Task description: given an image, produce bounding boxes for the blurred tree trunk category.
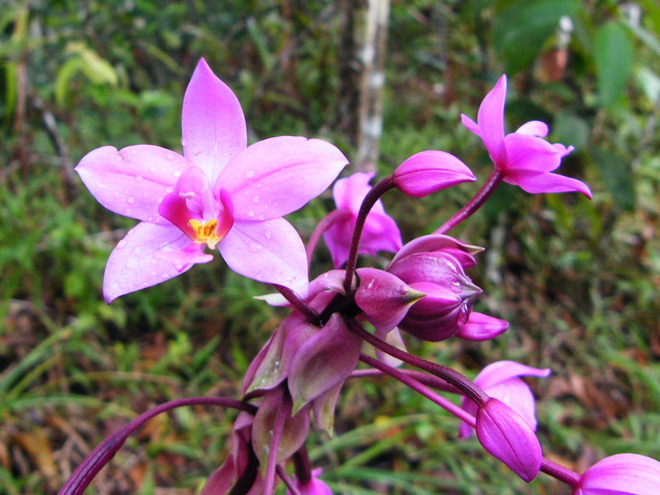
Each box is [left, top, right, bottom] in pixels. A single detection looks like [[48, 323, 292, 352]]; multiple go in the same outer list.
[[336, 0, 390, 174]]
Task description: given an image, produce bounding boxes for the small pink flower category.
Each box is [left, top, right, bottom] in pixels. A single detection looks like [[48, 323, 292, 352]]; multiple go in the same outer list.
[[323, 172, 402, 268], [288, 469, 333, 495], [573, 453, 660, 495], [462, 75, 592, 198], [460, 360, 550, 438], [76, 58, 347, 301]]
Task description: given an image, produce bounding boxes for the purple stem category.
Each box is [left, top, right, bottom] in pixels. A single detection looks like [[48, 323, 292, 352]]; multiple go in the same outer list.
[[343, 176, 396, 293], [277, 464, 301, 495], [306, 209, 351, 268], [360, 354, 476, 426], [263, 392, 291, 495], [435, 169, 504, 234], [346, 319, 489, 405], [541, 458, 581, 487], [350, 368, 461, 394], [59, 397, 256, 495], [273, 284, 320, 323], [293, 446, 313, 485]]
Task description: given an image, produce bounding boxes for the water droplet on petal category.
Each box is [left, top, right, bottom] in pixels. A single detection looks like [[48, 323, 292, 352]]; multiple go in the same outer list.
[[150, 167, 156, 173], [248, 242, 263, 253], [258, 214, 265, 221], [247, 210, 255, 218], [256, 182, 262, 189], [127, 258, 138, 268], [264, 230, 272, 239], [181, 138, 187, 147], [173, 170, 181, 178], [135, 175, 143, 182], [117, 240, 127, 249], [246, 170, 255, 178], [252, 195, 260, 203], [125, 208, 133, 215], [166, 152, 175, 160], [134, 247, 142, 255], [166, 187, 174, 193], [127, 197, 135, 204]]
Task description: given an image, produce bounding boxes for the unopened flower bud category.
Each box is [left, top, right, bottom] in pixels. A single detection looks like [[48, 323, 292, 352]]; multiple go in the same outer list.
[[393, 150, 476, 198]]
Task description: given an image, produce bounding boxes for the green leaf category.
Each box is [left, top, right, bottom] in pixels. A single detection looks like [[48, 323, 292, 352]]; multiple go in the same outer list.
[[493, 0, 581, 75], [594, 21, 634, 107], [590, 147, 635, 211], [553, 111, 590, 150]]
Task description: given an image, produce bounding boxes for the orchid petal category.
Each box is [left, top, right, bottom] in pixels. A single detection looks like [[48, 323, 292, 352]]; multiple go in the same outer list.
[[485, 378, 540, 431], [457, 311, 509, 341], [575, 454, 660, 495], [477, 75, 508, 167], [516, 120, 549, 137], [506, 169, 593, 198], [393, 150, 477, 198], [323, 216, 354, 268], [360, 211, 403, 254], [219, 218, 308, 295], [390, 234, 483, 267], [505, 133, 562, 173], [181, 58, 247, 184], [219, 136, 348, 220], [333, 172, 376, 213], [474, 360, 552, 390], [103, 222, 202, 303], [75, 145, 188, 223], [461, 114, 481, 137]]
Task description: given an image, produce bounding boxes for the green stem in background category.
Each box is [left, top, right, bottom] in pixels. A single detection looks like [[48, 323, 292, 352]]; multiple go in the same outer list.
[[343, 176, 396, 293], [435, 169, 504, 234], [59, 397, 256, 495]]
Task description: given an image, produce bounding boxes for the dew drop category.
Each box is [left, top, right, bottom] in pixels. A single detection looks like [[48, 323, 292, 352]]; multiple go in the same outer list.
[[135, 175, 143, 182], [246, 169, 255, 178], [149, 167, 156, 173], [166, 152, 175, 160], [134, 247, 142, 255], [249, 242, 263, 252], [125, 208, 133, 215], [264, 230, 272, 239], [181, 138, 187, 147], [117, 240, 127, 249], [127, 258, 138, 268], [172, 170, 182, 178], [256, 182, 262, 189], [252, 195, 260, 204], [127, 197, 135, 204], [247, 210, 255, 218], [243, 190, 250, 196], [258, 214, 265, 221], [166, 187, 174, 193]]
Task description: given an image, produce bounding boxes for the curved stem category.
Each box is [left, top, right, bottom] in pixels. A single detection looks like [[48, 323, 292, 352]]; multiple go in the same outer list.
[[350, 368, 460, 394], [306, 209, 351, 269], [343, 176, 396, 293], [59, 397, 256, 495], [435, 169, 504, 234], [346, 319, 488, 404], [277, 464, 301, 495], [293, 446, 313, 486], [273, 284, 320, 324], [360, 354, 476, 426], [540, 458, 581, 487]]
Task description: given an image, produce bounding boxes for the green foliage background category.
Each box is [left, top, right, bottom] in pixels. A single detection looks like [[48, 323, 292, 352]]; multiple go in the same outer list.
[[0, 0, 658, 493]]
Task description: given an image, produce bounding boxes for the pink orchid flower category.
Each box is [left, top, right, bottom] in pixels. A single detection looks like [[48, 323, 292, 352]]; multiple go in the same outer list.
[[76, 58, 347, 302], [323, 172, 402, 268], [461, 75, 592, 198], [288, 469, 333, 495], [573, 453, 660, 495], [460, 360, 550, 438]]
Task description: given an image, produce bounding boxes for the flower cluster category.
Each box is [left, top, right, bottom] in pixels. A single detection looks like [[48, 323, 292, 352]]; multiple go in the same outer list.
[[63, 60, 658, 495]]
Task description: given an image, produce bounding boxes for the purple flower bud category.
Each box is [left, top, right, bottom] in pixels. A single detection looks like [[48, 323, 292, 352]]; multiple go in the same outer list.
[[476, 398, 542, 482], [460, 360, 551, 438], [355, 268, 426, 333], [573, 454, 660, 495], [388, 251, 481, 341], [456, 311, 509, 341], [393, 150, 477, 198]]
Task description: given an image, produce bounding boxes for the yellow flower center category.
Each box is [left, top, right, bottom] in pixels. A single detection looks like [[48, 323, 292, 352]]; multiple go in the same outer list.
[[188, 219, 222, 249]]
